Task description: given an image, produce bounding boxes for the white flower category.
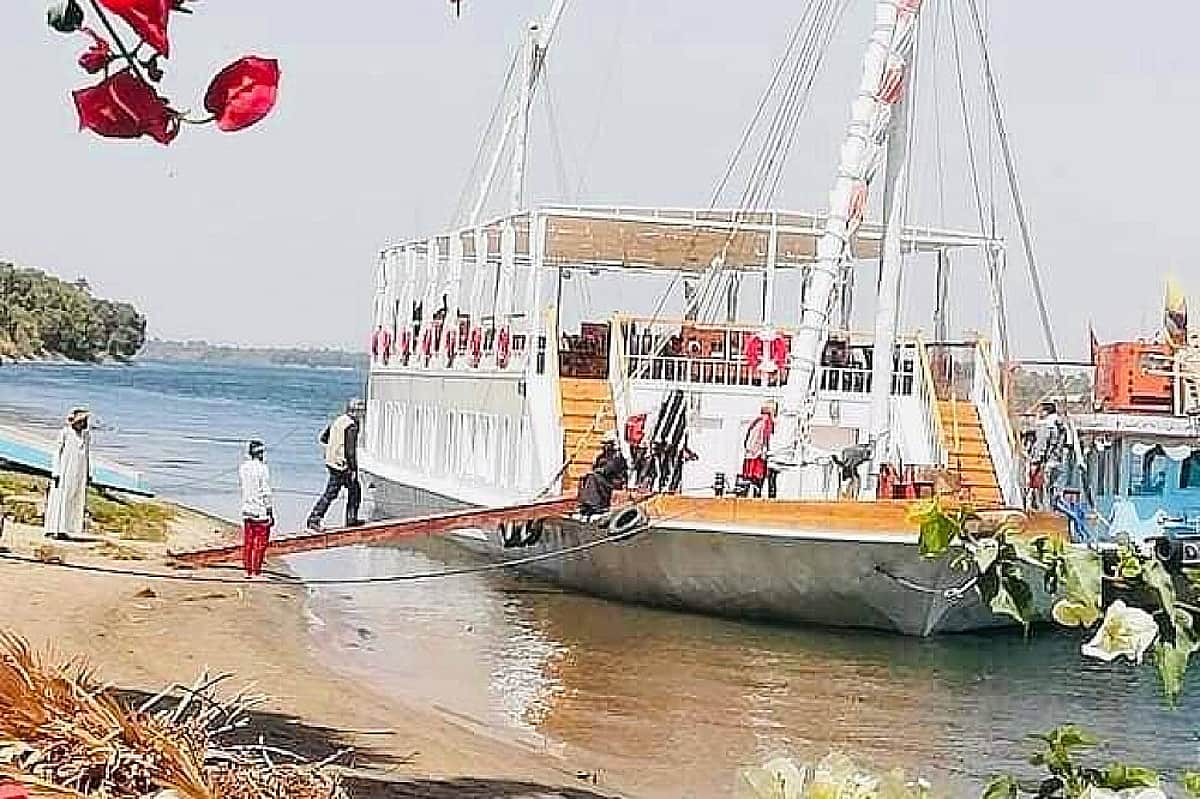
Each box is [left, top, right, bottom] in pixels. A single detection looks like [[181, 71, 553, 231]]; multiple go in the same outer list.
[[734, 756, 807, 799], [1118, 790, 1167, 799], [1081, 600, 1159, 664], [1079, 789, 1119, 799]]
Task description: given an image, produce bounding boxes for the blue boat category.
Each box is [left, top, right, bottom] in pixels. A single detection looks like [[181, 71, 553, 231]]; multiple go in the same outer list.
[[0, 425, 153, 497], [1050, 337, 1200, 564]]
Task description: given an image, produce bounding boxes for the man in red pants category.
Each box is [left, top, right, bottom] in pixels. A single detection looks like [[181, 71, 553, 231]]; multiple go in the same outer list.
[[238, 439, 274, 578]]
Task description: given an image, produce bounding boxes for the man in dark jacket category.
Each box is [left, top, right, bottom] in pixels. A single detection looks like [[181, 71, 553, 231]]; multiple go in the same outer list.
[[307, 399, 366, 531], [578, 432, 629, 516]]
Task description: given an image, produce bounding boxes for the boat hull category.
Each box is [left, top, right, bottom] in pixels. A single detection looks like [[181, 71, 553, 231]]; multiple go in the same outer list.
[[365, 473, 1049, 636]]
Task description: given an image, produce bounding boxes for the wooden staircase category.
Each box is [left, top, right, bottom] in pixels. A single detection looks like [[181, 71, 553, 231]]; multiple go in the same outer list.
[[560, 377, 616, 492], [937, 398, 1003, 506]]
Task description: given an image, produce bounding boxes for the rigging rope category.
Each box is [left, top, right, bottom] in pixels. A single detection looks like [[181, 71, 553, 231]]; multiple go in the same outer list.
[[451, 48, 522, 227]]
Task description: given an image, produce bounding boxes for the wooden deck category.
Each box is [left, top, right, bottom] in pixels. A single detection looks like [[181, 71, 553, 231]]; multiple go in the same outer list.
[[643, 495, 1067, 540]]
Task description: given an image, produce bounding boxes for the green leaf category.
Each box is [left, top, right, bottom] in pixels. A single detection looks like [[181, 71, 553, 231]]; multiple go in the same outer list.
[[1118, 545, 1143, 579], [1143, 557, 1178, 619], [918, 513, 958, 558], [973, 539, 1000, 574], [1154, 624, 1198, 707], [1061, 547, 1103, 610], [980, 775, 1018, 799], [990, 568, 1036, 632], [1181, 771, 1200, 797], [1098, 763, 1159, 790]]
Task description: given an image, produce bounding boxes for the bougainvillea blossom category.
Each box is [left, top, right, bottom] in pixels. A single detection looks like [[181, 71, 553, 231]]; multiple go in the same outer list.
[[73, 70, 179, 145], [96, 0, 171, 57], [50, 0, 278, 145], [204, 57, 280, 132], [77, 28, 111, 74]]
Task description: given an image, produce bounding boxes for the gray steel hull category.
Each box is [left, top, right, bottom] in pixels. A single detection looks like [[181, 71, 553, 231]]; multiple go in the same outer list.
[[366, 475, 1042, 637]]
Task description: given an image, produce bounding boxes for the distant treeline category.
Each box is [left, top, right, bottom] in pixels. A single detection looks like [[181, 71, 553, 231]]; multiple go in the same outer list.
[[140, 339, 367, 369], [0, 263, 146, 362]]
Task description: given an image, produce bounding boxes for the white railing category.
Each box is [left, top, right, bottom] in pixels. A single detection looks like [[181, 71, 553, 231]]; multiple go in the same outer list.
[[972, 340, 1024, 507], [914, 337, 949, 468]]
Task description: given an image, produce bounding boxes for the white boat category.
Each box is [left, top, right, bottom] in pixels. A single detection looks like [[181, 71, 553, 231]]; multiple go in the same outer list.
[[360, 0, 1067, 635]]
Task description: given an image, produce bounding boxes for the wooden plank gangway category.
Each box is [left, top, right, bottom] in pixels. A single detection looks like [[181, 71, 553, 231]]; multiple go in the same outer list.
[[170, 496, 579, 567]]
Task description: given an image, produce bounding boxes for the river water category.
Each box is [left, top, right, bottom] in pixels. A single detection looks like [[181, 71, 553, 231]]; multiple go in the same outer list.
[[1, 361, 1196, 797]]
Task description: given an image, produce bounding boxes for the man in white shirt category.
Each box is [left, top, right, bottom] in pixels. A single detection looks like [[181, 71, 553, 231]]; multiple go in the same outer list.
[[45, 407, 91, 540], [238, 439, 274, 578]]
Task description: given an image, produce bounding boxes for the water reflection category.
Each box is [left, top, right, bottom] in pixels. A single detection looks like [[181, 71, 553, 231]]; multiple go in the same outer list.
[[295, 536, 1200, 798]]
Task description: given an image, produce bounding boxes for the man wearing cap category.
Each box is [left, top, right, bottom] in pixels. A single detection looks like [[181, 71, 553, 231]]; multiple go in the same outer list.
[[577, 431, 628, 516], [44, 408, 91, 540], [238, 440, 274, 578], [307, 399, 366, 531]]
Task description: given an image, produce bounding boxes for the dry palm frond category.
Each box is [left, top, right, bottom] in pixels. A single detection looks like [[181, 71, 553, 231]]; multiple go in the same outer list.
[[0, 632, 347, 799]]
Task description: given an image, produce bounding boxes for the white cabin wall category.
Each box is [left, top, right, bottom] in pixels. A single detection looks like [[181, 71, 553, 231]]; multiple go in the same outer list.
[[363, 372, 548, 505]]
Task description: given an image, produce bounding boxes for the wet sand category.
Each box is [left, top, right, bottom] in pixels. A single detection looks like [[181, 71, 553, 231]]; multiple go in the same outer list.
[[0, 501, 622, 798]]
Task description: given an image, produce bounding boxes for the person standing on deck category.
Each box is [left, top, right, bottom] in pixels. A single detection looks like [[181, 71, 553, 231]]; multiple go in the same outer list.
[[307, 399, 366, 532], [1032, 401, 1067, 508], [238, 440, 274, 578], [741, 401, 776, 498], [831, 443, 872, 500], [44, 408, 91, 540]]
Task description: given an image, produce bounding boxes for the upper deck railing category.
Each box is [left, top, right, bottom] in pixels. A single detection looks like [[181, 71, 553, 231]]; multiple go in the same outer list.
[[615, 317, 916, 397]]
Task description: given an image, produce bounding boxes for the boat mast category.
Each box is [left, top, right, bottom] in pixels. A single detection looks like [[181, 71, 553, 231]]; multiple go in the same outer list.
[[468, 0, 570, 224], [779, 0, 922, 474], [866, 51, 916, 491]]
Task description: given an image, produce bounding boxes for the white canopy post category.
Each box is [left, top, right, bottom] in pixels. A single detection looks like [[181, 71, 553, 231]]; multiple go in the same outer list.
[[493, 222, 518, 360], [933, 249, 950, 341], [778, 0, 924, 477], [524, 213, 548, 375], [469, 228, 489, 322], [445, 232, 466, 362], [401, 246, 419, 346], [763, 212, 779, 324], [416, 237, 442, 361]]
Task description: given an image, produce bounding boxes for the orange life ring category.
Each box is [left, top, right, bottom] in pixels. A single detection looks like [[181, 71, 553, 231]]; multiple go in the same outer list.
[[469, 327, 483, 368], [421, 328, 434, 363], [496, 327, 512, 369], [399, 329, 413, 364]]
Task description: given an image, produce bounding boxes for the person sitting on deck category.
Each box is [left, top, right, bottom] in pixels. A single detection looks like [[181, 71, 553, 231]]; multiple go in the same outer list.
[[577, 432, 629, 517], [831, 443, 872, 500], [740, 401, 777, 498]]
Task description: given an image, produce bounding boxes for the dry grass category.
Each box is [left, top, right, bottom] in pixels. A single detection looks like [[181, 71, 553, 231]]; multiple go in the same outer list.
[[0, 632, 347, 799]]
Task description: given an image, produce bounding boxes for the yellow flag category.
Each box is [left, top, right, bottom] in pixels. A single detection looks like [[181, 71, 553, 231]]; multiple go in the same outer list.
[[1165, 276, 1188, 348]]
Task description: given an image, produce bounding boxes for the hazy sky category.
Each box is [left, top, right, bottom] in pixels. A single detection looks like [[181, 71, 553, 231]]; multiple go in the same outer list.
[[2, 1, 1198, 355]]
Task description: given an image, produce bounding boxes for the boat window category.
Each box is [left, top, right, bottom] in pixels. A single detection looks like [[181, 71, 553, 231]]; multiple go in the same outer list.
[[1181, 451, 1200, 489], [1130, 445, 1166, 496], [1095, 449, 1108, 497]]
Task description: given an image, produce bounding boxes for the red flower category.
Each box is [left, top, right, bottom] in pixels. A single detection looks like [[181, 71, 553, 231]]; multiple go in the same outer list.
[[77, 27, 112, 74], [72, 70, 179, 145], [204, 56, 280, 132], [0, 781, 29, 799], [96, 0, 171, 57]]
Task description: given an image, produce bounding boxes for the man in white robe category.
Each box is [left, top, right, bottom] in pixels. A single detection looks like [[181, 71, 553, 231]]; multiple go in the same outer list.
[[44, 408, 91, 540]]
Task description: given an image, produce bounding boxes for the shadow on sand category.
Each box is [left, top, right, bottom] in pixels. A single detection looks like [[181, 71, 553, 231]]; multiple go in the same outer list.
[[117, 689, 615, 799]]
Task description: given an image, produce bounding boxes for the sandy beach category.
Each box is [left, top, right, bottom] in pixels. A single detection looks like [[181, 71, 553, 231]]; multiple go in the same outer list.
[[0, 481, 622, 798]]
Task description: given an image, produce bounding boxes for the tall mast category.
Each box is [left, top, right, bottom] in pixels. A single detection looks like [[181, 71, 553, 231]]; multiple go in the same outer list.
[[866, 68, 914, 489], [778, 0, 922, 474], [469, 0, 570, 224]]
